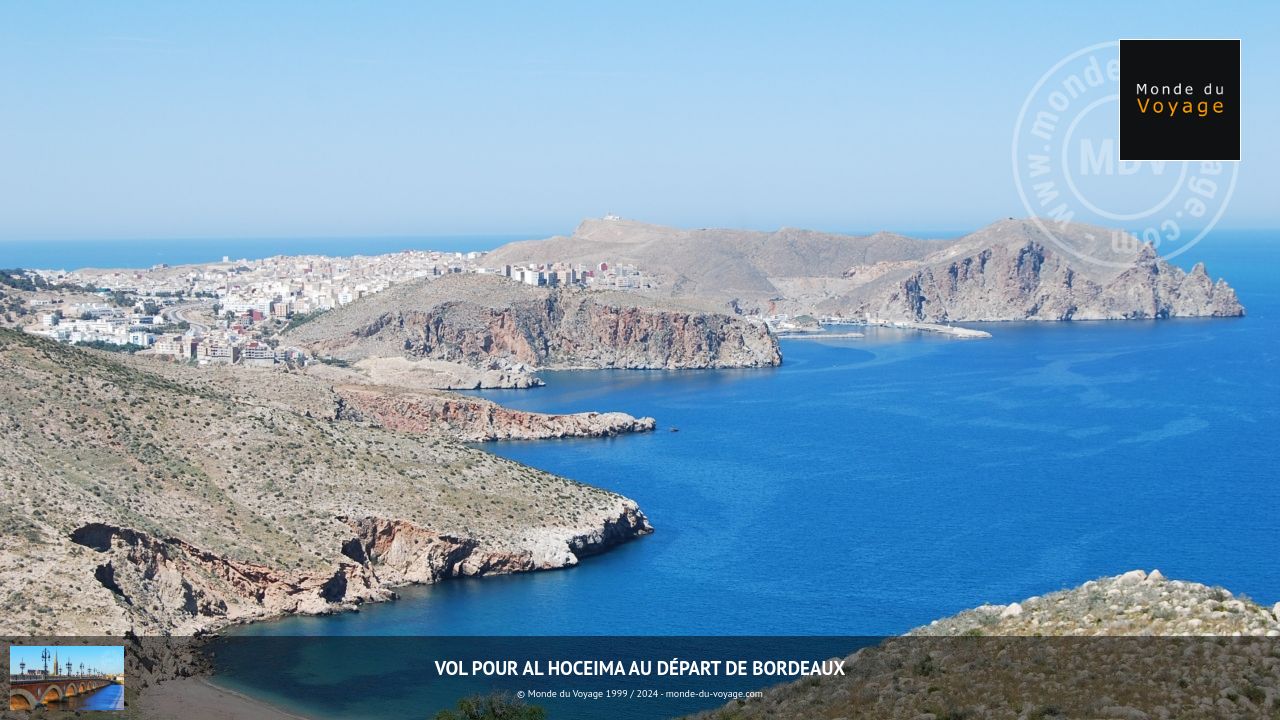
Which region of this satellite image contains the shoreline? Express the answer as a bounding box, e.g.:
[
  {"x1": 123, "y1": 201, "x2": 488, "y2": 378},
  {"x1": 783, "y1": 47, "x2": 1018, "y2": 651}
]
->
[
  {"x1": 135, "y1": 677, "x2": 317, "y2": 720},
  {"x1": 126, "y1": 520, "x2": 653, "y2": 715},
  {"x1": 852, "y1": 319, "x2": 992, "y2": 338}
]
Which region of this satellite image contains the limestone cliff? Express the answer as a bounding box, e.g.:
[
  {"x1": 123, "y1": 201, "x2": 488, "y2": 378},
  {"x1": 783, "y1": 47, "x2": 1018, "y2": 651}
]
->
[
  {"x1": 833, "y1": 221, "x2": 1245, "y2": 322},
  {"x1": 286, "y1": 273, "x2": 781, "y2": 369},
  {"x1": 340, "y1": 507, "x2": 651, "y2": 586},
  {"x1": 336, "y1": 385, "x2": 656, "y2": 442},
  {"x1": 65, "y1": 505, "x2": 652, "y2": 635}
]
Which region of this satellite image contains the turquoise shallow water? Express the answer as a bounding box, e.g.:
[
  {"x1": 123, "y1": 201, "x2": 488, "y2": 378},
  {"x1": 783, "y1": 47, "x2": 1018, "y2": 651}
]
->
[{"x1": 211, "y1": 231, "x2": 1279, "y2": 716}]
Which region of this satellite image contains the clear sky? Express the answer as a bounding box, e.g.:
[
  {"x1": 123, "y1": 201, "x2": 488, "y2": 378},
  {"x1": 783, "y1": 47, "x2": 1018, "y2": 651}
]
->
[
  {"x1": 1, "y1": 1, "x2": 1276, "y2": 241},
  {"x1": 9, "y1": 645, "x2": 124, "y2": 675}
]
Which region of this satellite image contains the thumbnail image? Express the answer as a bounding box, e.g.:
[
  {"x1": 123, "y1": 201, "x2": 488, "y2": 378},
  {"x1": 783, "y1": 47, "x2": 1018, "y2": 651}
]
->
[{"x1": 8, "y1": 645, "x2": 124, "y2": 712}]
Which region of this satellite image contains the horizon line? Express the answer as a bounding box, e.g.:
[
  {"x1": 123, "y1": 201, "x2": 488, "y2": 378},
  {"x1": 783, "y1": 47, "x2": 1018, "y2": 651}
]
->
[{"x1": 1, "y1": 222, "x2": 1276, "y2": 246}]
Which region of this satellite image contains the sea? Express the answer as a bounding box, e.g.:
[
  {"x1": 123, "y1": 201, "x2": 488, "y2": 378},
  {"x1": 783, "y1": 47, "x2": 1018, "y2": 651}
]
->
[
  {"x1": 13, "y1": 230, "x2": 1278, "y2": 718},
  {"x1": 0, "y1": 235, "x2": 531, "y2": 270}
]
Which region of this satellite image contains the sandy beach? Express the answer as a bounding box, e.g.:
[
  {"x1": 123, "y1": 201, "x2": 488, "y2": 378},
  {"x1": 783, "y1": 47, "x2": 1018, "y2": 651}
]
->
[{"x1": 132, "y1": 677, "x2": 314, "y2": 720}]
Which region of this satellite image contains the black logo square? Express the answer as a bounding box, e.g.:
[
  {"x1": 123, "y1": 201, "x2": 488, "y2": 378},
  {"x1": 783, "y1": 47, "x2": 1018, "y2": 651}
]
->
[{"x1": 1119, "y1": 39, "x2": 1240, "y2": 161}]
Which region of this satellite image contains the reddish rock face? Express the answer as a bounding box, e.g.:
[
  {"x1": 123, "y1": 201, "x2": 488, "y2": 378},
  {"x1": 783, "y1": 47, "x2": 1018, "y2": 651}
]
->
[
  {"x1": 295, "y1": 276, "x2": 781, "y2": 369},
  {"x1": 378, "y1": 299, "x2": 780, "y2": 369}
]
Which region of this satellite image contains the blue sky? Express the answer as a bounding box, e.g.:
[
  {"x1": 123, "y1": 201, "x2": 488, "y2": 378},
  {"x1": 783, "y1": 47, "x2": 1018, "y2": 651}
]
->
[
  {"x1": 9, "y1": 645, "x2": 124, "y2": 675},
  {"x1": 0, "y1": 1, "x2": 1276, "y2": 241}
]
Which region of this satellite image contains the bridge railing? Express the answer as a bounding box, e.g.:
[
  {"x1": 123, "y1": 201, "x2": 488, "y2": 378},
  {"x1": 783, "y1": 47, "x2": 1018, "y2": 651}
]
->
[{"x1": 9, "y1": 674, "x2": 112, "y2": 682}]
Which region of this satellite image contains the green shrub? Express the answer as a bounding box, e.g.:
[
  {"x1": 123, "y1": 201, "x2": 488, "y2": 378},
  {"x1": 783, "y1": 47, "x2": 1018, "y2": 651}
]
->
[{"x1": 433, "y1": 693, "x2": 546, "y2": 720}]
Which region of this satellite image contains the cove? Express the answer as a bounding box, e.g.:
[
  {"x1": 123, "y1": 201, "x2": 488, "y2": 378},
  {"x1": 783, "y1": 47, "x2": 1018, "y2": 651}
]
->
[{"x1": 221, "y1": 233, "x2": 1279, "y2": 719}]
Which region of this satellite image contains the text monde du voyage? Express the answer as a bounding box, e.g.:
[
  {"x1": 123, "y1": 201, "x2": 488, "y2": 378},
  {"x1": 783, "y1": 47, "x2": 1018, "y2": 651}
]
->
[
  {"x1": 1135, "y1": 82, "x2": 1228, "y2": 118},
  {"x1": 433, "y1": 658, "x2": 847, "y2": 678}
]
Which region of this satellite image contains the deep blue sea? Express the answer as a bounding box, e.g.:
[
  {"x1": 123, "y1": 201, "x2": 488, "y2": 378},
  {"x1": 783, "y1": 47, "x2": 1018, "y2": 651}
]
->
[
  {"x1": 207, "y1": 231, "x2": 1280, "y2": 719},
  {"x1": 19, "y1": 230, "x2": 1275, "y2": 718}
]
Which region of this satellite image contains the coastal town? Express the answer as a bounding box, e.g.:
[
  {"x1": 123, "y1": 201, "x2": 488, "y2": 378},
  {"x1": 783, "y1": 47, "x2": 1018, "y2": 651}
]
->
[
  {"x1": 12, "y1": 240, "x2": 661, "y2": 366},
  {"x1": 10, "y1": 234, "x2": 993, "y2": 368}
]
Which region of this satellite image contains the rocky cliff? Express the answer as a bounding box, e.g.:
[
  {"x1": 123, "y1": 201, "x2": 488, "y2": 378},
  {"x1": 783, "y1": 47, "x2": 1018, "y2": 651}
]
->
[
  {"x1": 57, "y1": 506, "x2": 653, "y2": 636},
  {"x1": 68, "y1": 522, "x2": 392, "y2": 634},
  {"x1": 341, "y1": 507, "x2": 651, "y2": 586},
  {"x1": 697, "y1": 570, "x2": 1280, "y2": 720},
  {"x1": 832, "y1": 220, "x2": 1245, "y2": 321},
  {"x1": 0, "y1": 329, "x2": 652, "y2": 637},
  {"x1": 336, "y1": 385, "x2": 656, "y2": 442},
  {"x1": 480, "y1": 217, "x2": 1245, "y2": 323},
  {"x1": 286, "y1": 273, "x2": 781, "y2": 369}
]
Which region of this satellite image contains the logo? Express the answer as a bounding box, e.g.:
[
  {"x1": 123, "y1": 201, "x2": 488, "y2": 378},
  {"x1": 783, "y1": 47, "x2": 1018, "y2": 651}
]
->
[
  {"x1": 1012, "y1": 41, "x2": 1237, "y2": 268},
  {"x1": 1120, "y1": 39, "x2": 1240, "y2": 161}
]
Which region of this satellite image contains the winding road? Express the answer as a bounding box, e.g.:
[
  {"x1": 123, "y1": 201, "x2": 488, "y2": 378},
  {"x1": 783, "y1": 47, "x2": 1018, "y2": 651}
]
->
[{"x1": 165, "y1": 303, "x2": 211, "y2": 334}]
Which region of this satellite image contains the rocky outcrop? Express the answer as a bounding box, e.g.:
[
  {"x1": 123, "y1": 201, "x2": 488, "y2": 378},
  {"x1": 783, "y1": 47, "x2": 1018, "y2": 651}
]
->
[
  {"x1": 68, "y1": 506, "x2": 653, "y2": 634},
  {"x1": 340, "y1": 508, "x2": 652, "y2": 586},
  {"x1": 833, "y1": 221, "x2": 1245, "y2": 322},
  {"x1": 335, "y1": 385, "x2": 656, "y2": 441},
  {"x1": 69, "y1": 523, "x2": 392, "y2": 634},
  {"x1": 386, "y1": 300, "x2": 778, "y2": 368},
  {"x1": 288, "y1": 274, "x2": 781, "y2": 369},
  {"x1": 913, "y1": 569, "x2": 1278, "y2": 637},
  {"x1": 339, "y1": 519, "x2": 520, "y2": 585},
  {"x1": 697, "y1": 571, "x2": 1280, "y2": 720}
]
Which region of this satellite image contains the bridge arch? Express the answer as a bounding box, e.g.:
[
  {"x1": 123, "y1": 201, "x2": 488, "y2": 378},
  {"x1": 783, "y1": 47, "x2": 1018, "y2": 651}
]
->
[
  {"x1": 65, "y1": 683, "x2": 78, "y2": 697},
  {"x1": 9, "y1": 689, "x2": 38, "y2": 711},
  {"x1": 40, "y1": 684, "x2": 64, "y2": 704}
]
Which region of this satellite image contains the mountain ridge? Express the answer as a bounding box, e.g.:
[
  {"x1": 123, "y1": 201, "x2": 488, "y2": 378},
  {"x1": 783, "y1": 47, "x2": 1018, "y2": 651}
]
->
[{"x1": 485, "y1": 217, "x2": 1245, "y2": 321}]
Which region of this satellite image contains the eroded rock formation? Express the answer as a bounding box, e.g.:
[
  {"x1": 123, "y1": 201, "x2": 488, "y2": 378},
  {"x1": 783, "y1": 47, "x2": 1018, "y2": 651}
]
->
[
  {"x1": 288, "y1": 274, "x2": 781, "y2": 369},
  {"x1": 843, "y1": 234, "x2": 1245, "y2": 322},
  {"x1": 69, "y1": 508, "x2": 653, "y2": 634},
  {"x1": 336, "y1": 385, "x2": 656, "y2": 441}
]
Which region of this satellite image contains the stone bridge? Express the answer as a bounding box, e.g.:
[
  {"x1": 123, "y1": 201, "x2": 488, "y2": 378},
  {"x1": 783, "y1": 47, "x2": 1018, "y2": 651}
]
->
[{"x1": 9, "y1": 675, "x2": 116, "y2": 710}]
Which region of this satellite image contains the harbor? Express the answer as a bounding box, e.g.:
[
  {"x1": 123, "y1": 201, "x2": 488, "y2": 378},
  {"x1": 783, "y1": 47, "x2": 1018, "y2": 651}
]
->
[
  {"x1": 776, "y1": 331, "x2": 865, "y2": 339},
  {"x1": 819, "y1": 315, "x2": 992, "y2": 339}
]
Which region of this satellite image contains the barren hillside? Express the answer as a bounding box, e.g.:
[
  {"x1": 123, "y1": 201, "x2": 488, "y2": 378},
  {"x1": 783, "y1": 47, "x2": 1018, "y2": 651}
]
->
[
  {"x1": 696, "y1": 570, "x2": 1280, "y2": 719},
  {"x1": 485, "y1": 218, "x2": 1244, "y2": 321},
  {"x1": 0, "y1": 330, "x2": 651, "y2": 636}
]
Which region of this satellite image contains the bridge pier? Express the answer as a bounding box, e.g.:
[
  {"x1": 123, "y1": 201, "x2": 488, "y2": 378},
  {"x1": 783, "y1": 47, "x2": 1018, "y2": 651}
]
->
[{"x1": 9, "y1": 677, "x2": 113, "y2": 710}]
